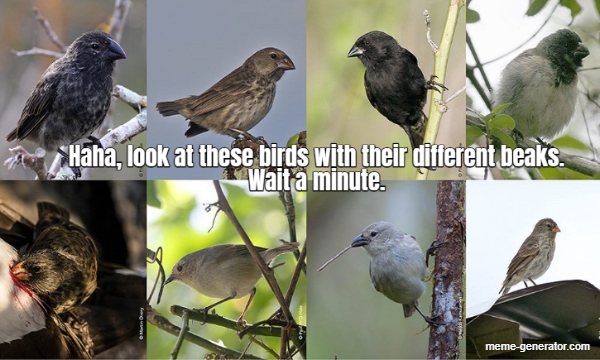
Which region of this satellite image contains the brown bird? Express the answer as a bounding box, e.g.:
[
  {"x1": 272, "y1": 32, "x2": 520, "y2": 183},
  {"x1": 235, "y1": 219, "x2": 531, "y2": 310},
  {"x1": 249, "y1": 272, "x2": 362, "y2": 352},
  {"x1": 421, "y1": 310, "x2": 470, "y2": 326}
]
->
[
  {"x1": 499, "y1": 218, "x2": 560, "y2": 295},
  {"x1": 11, "y1": 202, "x2": 98, "y2": 314},
  {"x1": 156, "y1": 47, "x2": 295, "y2": 138},
  {"x1": 164, "y1": 242, "x2": 299, "y2": 324}
]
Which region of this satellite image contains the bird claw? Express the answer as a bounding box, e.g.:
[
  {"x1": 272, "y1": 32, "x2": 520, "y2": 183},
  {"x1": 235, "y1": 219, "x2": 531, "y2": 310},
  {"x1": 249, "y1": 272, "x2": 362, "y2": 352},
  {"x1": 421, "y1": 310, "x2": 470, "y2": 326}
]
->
[
  {"x1": 426, "y1": 75, "x2": 448, "y2": 93},
  {"x1": 82, "y1": 136, "x2": 103, "y2": 149},
  {"x1": 423, "y1": 314, "x2": 444, "y2": 326}
]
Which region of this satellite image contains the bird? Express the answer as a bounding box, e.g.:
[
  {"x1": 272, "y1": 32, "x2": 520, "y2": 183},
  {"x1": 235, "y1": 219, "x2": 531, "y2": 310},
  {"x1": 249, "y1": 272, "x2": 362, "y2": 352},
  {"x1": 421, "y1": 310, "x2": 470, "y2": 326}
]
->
[
  {"x1": 0, "y1": 237, "x2": 92, "y2": 359},
  {"x1": 11, "y1": 201, "x2": 98, "y2": 314},
  {"x1": 499, "y1": 218, "x2": 560, "y2": 295},
  {"x1": 494, "y1": 29, "x2": 589, "y2": 141},
  {"x1": 156, "y1": 47, "x2": 295, "y2": 139},
  {"x1": 164, "y1": 242, "x2": 299, "y2": 324},
  {"x1": 6, "y1": 31, "x2": 126, "y2": 172},
  {"x1": 348, "y1": 31, "x2": 446, "y2": 151},
  {"x1": 351, "y1": 221, "x2": 440, "y2": 325}
]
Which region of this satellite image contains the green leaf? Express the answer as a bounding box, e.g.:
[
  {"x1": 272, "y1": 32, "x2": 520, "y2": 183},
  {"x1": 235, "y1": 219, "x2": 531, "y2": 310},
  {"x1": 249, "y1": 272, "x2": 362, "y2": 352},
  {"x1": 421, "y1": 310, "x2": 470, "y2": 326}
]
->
[
  {"x1": 489, "y1": 114, "x2": 516, "y2": 130},
  {"x1": 466, "y1": 9, "x2": 481, "y2": 23},
  {"x1": 483, "y1": 103, "x2": 512, "y2": 122},
  {"x1": 491, "y1": 128, "x2": 517, "y2": 148},
  {"x1": 466, "y1": 126, "x2": 484, "y2": 146},
  {"x1": 147, "y1": 180, "x2": 161, "y2": 208},
  {"x1": 595, "y1": 0, "x2": 600, "y2": 15},
  {"x1": 551, "y1": 135, "x2": 588, "y2": 150},
  {"x1": 526, "y1": 0, "x2": 550, "y2": 16},
  {"x1": 286, "y1": 133, "x2": 300, "y2": 147},
  {"x1": 559, "y1": 0, "x2": 582, "y2": 18},
  {"x1": 539, "y1": 166, "x2": 565, "y2": 179}
]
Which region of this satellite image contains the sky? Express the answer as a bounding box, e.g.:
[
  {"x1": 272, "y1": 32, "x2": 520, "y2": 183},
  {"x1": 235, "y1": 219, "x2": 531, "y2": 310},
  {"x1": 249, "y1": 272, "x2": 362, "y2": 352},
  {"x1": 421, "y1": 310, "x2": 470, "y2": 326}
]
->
[
  {"x1": 147, "y1": 0, "x2": 306, "y2": 180},
  {"x1": 466, "y1": 181, "x2": 600, "y2": 317}
]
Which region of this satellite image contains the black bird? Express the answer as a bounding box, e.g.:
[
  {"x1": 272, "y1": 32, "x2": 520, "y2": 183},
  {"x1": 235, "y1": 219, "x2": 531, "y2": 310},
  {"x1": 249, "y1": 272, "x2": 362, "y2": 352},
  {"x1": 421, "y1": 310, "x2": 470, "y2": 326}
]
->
[
  {"x1": 6, "y1": 31, "x2": 126, "y2": 167},
  {"x1": 348, "y1": 30, "x2": 445, "y2": 151}
]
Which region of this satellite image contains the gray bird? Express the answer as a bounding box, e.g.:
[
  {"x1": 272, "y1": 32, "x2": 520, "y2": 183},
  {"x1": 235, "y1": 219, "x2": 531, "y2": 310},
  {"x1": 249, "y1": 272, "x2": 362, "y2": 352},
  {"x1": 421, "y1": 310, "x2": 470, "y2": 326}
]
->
[
  {"x1": 494, "y1": 29, "x2": 589, "y2": 141},
  {"x1": 351, "y1": 221, "x2": 439, "y2": 325},
  {"x1": 164, "y1": 242, "x2": 298, "y2": 324},
  {"x1": 499, "y1": 218, "x2": 560, "y2": 295}
]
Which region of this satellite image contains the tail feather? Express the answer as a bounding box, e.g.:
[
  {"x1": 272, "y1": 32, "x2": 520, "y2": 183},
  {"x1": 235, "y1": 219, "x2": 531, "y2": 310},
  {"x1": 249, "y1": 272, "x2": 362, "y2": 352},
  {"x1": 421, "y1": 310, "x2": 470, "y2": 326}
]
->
[
  {"x1": 6, "y1": 128, "x2": 18, "y2": 142},
  {"x1": 403, "y1": 302, "x2": 416, "y2": 318},
  {"x1": 156, "y1": 101, "x2": 183, "y2": 117}
]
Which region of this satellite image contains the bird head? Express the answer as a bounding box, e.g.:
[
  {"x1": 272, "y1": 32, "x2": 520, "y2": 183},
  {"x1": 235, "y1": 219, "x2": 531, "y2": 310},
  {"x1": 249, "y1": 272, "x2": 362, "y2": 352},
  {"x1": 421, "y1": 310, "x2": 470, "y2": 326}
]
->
[
  {"x1": 67, "y1": 31, "x2": 126, "y2": 68},
  {"x1": 537, "y1": 29, "x2": 588, "y2": 81},
  {"x1": 248, "y1": 47, "x2": 295, "y2": 81},
  {"x1": 351, "y1": 221, "x2": 405, "y2": 256},
  {"x1": 11, "y1": 249, "x2": 67, "y2": 301},
  {"x1": 348, "y1": 31, "x2": 400, "y2": 66}
]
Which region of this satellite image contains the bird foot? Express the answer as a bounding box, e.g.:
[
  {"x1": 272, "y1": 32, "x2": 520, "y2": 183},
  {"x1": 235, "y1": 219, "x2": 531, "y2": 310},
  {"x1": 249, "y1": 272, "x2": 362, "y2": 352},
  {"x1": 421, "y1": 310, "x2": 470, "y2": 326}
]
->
[
  {"x1": 425, "y1": 240, "x2": 444, "y2": 267},
  {"x1": 423, "y1": 314, "x2": 444, "y2": 326},
  {"x1": 426, "y1": 75, "x2": 448, "y2": 93},
  {"x1": 57, "y1": 148, "x2": 81, "y2": 178},
  {"x1": 83, "y1": 136, "x2": 103, "y2": 149}
]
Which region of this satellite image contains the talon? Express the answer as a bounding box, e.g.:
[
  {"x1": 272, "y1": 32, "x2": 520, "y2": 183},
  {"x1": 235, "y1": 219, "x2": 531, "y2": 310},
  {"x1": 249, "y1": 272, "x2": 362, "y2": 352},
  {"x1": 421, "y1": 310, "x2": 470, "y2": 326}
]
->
[
  {"x1": 426, "y1": 74, "x2": 448, "y2": 93},
  {"x1": 83, "y1": 136, "x2": 103, "y2": 149}
]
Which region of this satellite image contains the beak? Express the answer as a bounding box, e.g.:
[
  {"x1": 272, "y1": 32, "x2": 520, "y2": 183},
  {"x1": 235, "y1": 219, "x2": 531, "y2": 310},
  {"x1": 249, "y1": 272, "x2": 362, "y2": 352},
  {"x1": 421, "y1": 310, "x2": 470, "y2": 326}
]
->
[
  {"x1": 348, "y1": 45, "x2": 364, "y2": 58},
  {"x1": 552, "y1": 226, "x2": 561, "y2": 233},
  {"x1": 278, "y1": 57, "x2": 295, "y2": 71},
  {"x1": 11, "y1": 261, "x2": 30, "y2": 282},
  {"x1": 351, "y1": 234, "x2": 369, "y2": 248},
  {"x1": 163, "y1": 274, "x2": 174, "y2": 286},
  {"x1": 575, "y1": 43, "x2": 589, "y2": 59},
  {"x1": 105, "y1": 38, "x2": 127, "y2": 61}
]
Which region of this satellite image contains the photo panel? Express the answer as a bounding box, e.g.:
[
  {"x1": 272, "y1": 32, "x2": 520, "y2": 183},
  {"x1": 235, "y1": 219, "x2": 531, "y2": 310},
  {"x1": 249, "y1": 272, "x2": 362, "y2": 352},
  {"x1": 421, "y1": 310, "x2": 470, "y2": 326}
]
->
[
  {"x1": 0, "y1": 0, "x2": 147, "y2": 180},
  {"x1": 147, "y1": 0, "x2": 306, "y2": 180}
]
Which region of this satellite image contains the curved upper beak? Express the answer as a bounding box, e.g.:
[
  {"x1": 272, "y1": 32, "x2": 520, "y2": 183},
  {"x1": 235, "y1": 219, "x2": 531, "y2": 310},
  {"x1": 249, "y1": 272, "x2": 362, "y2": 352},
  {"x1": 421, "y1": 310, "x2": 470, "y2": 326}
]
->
[
  {"x1": 552, "y1": 226, "x2": 561, "y2": 233},
  {"x1": 348, "y1": 45, "x2": 364, "y2": 58},
  {"x1": 105, "y1": 38, "x2": 127, "y2": 61},
  {"x1": 575, "y1": 43, "x2": 589, "y2": 59},
  {"x1": 351, "y1": 234, "x2": 369, "y2": 248},
  {"x1": 278, "y1": 56, "x2": 295, "y2": 71},
  {"x1": 11, "y1": 261, "x2": 30, "y2": 282}
]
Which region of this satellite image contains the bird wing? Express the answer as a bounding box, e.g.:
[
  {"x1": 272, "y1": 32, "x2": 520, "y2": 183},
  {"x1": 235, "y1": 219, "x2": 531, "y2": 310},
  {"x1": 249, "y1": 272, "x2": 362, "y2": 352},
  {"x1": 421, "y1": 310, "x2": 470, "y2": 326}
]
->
[
  {"x1": 505, "y1": 235, "x2": 540, "y2": 279},
  {"x1": 12, "y1": 71, "x2": 61, "y2": 140},
  {"x1": 184, "y1": 65, "x2": 255, "y2": 117}
]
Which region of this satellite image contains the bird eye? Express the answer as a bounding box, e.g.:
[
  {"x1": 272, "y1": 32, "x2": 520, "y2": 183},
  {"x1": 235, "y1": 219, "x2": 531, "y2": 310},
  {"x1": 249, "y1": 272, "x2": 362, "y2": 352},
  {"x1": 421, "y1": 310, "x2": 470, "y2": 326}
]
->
[
  {"x1": 31, "y1": 265, "x2": 41, "y2": 273},
  {"x1": 270, "y1": 53, "x2": 277, "y2": 59},
  {"x1": 177, "y1": 265, "x2": 183, "y2": 272},
  {"x1": 370, "y1": 231, "x2": 378, "y2": 237},
  {"x1": 365, "y1": 41, "x2": 370, "y2": 45},
  {"x1": 91, "y1": 43, "x2": 100, "y2": 50}
]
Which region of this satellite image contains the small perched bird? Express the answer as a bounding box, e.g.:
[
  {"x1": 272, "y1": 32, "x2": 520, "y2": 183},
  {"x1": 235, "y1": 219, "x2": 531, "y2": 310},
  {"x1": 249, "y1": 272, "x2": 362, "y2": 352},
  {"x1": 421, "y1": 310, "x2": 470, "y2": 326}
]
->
[
  {"x1": 348, "y1": 31, "x2": 446, "y2": 151},
  {"x1": 351, "y1": 221, "x2": 439, "y2": 325},
  {"x1": 11, "y1": 202, "x2": 98, "y2": 314},
  {"x1": 494, "y1": 29, "x2": 589, "y2": 140},
  {"x1": 6, "y1": 31, "x2": 126, "y2": 164},
  {"x1": 164, "y1": 242, "x2": 299, "y2": 324},
  {"x1": 499, "y1": 218, "x2": 560, "y2": 295},
  {"x1": 156, "y1": 47, "x2": 295, "y2": 138}
]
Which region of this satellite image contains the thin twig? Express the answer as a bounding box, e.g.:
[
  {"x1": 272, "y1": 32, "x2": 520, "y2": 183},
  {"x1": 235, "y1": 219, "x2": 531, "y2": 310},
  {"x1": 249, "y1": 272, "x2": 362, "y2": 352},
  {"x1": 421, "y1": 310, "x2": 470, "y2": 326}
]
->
[
  {"x1": 423, "y1": 10, "x2": 438, "y2": 53},
  {"x1": 11, "y1": 47, "x2": 63, "y2": 58},
  {"x1": 170, "y1": 309, "x2": 189, "y2": 360},
  {"x1": 33, "y1": 7, "x2": 67, "y2": 51}
]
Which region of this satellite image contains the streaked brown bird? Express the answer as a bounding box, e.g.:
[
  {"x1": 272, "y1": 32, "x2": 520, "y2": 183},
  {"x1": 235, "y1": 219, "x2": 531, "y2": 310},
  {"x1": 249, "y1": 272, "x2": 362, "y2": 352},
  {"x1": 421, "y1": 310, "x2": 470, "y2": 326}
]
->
[
  {"x1": 499, "y1": 218, "x2": 560, "y2": 295},
  {"x1": 164, "y1": 242, "x2": 299, "y2": 324},
  {"x1": 156, "y1": 47, "x2": 295, "y2": 138},
  {"x1": 11, "y1": 202, "x2": 98, "y2": 314}
]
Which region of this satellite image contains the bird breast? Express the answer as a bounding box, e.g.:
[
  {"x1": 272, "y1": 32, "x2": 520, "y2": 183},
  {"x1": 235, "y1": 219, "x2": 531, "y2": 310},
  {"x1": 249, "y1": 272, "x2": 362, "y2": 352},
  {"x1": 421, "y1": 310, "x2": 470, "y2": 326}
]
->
[
  {"x1": 525, "y1": 238, "x2": 556, "y2": 280},
  {"x1": 368, "y1": 252, "x2": 426, "y2": 305}
]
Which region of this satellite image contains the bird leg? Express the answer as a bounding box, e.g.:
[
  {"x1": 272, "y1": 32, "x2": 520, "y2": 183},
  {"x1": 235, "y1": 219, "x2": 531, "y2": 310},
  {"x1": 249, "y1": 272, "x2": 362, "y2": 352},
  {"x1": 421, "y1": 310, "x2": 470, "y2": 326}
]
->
[
  {"x1": 414, "y1": 305, "x2": 444, "y2": 326},
  {"x1": 425, "y1": 75, "x2": 448, "y2": 93},
  {"x1": 237, "y1": 287, "x2": 257, "y2": 327},
  {"x1": 528, "y1": 278, "x2": 537, "y2": 286},
  {"x1": 523, "y1": 282, "x2": 529, "y2": 288},
  {"x1": 425, "y1": 240, "x2": 444, "y2": 268},
  {"x1": 194, "y1": 295, "x2": 234, "y2": 324},
  {"x1": 230, "y1": 128, "x2": 268, "y2": 146},
  {"x1": 57, "y1": 148, "x2": 81, "y2": 178}
]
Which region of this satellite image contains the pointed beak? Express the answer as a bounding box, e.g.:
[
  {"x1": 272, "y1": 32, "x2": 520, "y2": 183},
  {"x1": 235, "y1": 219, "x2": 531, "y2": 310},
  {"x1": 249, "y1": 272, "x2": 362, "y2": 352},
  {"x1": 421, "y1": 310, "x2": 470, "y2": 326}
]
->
[
  {"x1": 348, "y1": 45, "x2": 364, "y2": 58},
  {"x1": 278, "y1": 56, "x2": 295, "y2": 71},
  {"x1": 105, "y1": 38, "x2": 127, "y2": 61},
  {"x1": 11, "y1": 261, "x2": 30, "y2": 282},
  {"x1": 351, "y1": 234, "x2": 369, "y2": 248},
  {"x1": 552, "y1": 226, "x2": 561, "y2": 233},
  {"x1": 575, "y1": 43, "x2": 589, "y2": 59},
  {"x1": 163, "y1": 274, "x2": 174, "y2": 286}
]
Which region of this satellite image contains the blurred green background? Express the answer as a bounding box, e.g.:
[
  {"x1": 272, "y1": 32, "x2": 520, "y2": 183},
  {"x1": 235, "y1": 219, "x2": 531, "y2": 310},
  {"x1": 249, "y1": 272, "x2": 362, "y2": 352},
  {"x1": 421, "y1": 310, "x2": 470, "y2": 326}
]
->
[
  {"x1": 0, "y1": 0, "x2": 146, "y2": 180},
  {"x1": 307, "y1": 0, "x2": 466, "y2": 180},
  {"x1": 147, "y1": 181, "x2": 306, "y2": 359},
  {"x1": 308, "y1": 181, "x2": 465, "y2": 359}
]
